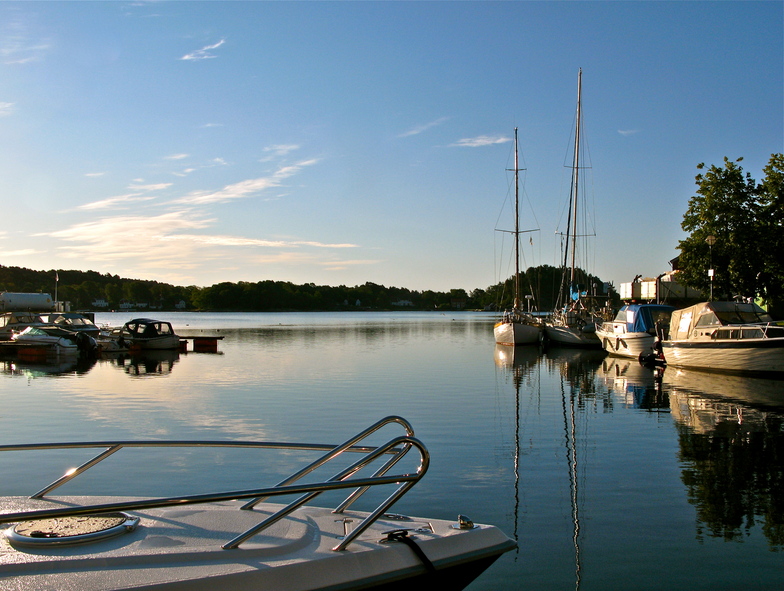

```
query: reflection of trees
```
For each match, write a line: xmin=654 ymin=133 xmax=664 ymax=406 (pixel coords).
xmin=677 ymin=410 xmax=784 ymax=549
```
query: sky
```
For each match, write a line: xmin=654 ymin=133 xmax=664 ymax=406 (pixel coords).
xmin=0 ymin=1 xmax=781 ymax=294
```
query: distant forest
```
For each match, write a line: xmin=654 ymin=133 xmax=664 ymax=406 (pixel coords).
xmin=0 ymin=265 xmax=609 ymax=313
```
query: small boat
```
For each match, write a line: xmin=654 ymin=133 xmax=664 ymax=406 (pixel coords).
xmin=544 ymin=69 xmax=603 ymax=348
xmin=45 ymin=312 xmax=101 ymax=338
xmin=660 ymin=301 xmax=784 ymax=375
xmin=0 ymin=417 xmax=515 ymax=590
xmin=121 ymin=318 xmax=180 ymax=350
xmin=0 ymin=311 xmax=53 ymax=341
xmin=11 ymin=325 xmax=97 ymax=355
xmin=596 ymin=303 xmax=675 ymax=359
xmin=493 ymin=128 xmax=542 ymax=345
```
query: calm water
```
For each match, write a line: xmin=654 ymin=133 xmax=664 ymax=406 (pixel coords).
xmin=1 ymin=311 xmax=783 ymax=590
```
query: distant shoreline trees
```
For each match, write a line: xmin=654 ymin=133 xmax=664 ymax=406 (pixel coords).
xmin=0 ymin=264 xmax=602 ymax=313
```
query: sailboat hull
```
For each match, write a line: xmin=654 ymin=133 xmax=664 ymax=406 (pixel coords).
xmin=544 ymin=324 xmax=600 ymax=347
xmin=494 ymin=320 xmax=541 ymax=345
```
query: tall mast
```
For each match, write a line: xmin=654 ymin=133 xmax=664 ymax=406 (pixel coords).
xmin=514 ymin=127 xmax=521 ymax=310
xmin=569 ymin=68 xmax=582 ymax=288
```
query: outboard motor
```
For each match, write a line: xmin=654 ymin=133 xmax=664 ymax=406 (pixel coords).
xmin=75 ymin=332 xmax=98 ymax=355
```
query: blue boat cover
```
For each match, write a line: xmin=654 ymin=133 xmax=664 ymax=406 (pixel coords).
xmin=617 ymin=304 xmax=675 ymax=333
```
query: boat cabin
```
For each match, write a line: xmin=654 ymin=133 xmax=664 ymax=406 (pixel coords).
xmin=667 ymin=301 xmax=774 ymax=341
xmin=611 ymin=304 xmax=675 ymax=335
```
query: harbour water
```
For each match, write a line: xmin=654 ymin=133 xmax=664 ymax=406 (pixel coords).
xmin=1 ymin=311 xmax=783 ymax=590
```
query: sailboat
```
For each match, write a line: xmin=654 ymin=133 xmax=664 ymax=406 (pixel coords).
xmin=545 ymin=69 xmax=603 ymax=348
xmin=494 ymin=128 xmax=543 ymax=345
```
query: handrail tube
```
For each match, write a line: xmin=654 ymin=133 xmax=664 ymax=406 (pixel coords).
xmin=223 ymin=436 xmax=428 ymax=549
xmin=32 ymin=445 xmax=123 ymax=499
xmin=241 ymin=415 xmax=414 ymax=510
xmin=0 ymin=471 xmax=421 ymax=526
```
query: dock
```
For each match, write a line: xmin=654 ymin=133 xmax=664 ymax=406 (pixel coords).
xmin=177 ymin=335 xmax=225 ymax=353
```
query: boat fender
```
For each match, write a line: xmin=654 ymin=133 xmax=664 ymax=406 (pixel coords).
xmin=381 ymin=529 xmax=436 ymax=573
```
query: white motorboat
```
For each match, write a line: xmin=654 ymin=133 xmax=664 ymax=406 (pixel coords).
xmin=0 ymin=312 xmax=53 ymax=341
xmin=494 ymin=128 xmax=542 ymax=345
xmin=545 ymin=70 xmax=603 ymax=348
xmin=121 ymin=318 xmax=181 ymax=350
xmin=11 ymin=325 xmax=96 ymax=355
xmin=0 ymin=417 xmax=515 ymax=591
xmin=660 ymin=301 xmax=784 ymax=374
xmin=596 ymin=303 xmax=675 ymax=359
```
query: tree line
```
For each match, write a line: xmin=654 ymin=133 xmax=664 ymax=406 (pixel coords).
xmin=0 ymin=264 xmax=605 ymax=313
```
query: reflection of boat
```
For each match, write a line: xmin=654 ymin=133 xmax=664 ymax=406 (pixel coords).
xmin=662 ymin=365 xmax=784 ymax=411
xmin=544 ymin=70 xmax=602 ymax=348
xmin=116 ymin=349 xmax=180 ymax=376
xmin=596 ymin=304 xmax=675 ymax=359
xmin=0 ymin=417 xmax=515 ymax=591
xmin=493 ymin=343 xmax=541 ymax=371
xmin=598 ymin=356 xmax=665 ymax=410
xmin=661 ymin=301 xmax=784 ymax=374
xmin=494 ymin=128 xmax=542 ymax=345
xmin=121 ymin=318 xmax=181 ymax=350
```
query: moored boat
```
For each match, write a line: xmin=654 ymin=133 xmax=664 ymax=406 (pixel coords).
xmin=596 ymin=303 xmax=675 ymax=359
xmin=11 ymin=325 xmax=97 ymax=355
xmin=0 ymin=416 xmax=515 ymax=590
xmin=45 ymin=312 xmax=101 ymax=338
xmin=544 ymin=69 xmax=603 ymax=348
xmin=121 ymin=318 xmax=180 ymax=350
xmin=493 ymin=128 xmax=542 ymax=345
xmin=660 ymin=301 xmax=784 ymax=375
xmin=0 ymin=312 xmax=54 ymax=341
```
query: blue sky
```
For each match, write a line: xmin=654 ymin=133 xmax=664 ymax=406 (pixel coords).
xmin=1 ymin=1 xmax=781 ymax=293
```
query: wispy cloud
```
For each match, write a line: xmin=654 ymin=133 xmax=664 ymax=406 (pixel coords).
xmin=399 ymin=117 xmax=449 ymax=138
xmin=0 ymin=17 xmax=51 ymax=65
xmin=165 ymin=153 xmax=189 ymax=160
xmin=618 ymin=129 xmax=640 ymax=136
xmin=78 ymin=193 xmax=157 ymax=211
xmin=78 ymin=182 xmax=171 ymax=210
xmin=180 ymin=39 xmax=225 ymax=61
xmin=178 ymin=159 xmax=319 ymax=205
xmin=0 ymin=102 xmax=14 ymax=116
xmin=449 ymin=135 xmax=511 ymax=147
xmin=261 ymin=144 xmax=300 ymax=161
xmin=85 ymin=172 xmax=107 ymax=178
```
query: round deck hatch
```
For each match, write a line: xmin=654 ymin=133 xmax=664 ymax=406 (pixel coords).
xmin=5 ymin=512 xmax=139 ymax=547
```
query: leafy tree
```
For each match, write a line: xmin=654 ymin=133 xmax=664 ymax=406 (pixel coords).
xmin=678 ymin=155 xmax=783 ymax=310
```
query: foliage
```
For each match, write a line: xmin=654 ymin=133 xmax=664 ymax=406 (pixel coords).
xmin=678 ymin=154 xmax=784 ymax=311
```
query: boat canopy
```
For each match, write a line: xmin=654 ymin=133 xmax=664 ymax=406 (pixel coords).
xmin=668 ymin=301 xmax=773 ymax=340
xmin=613 ymin=304 xmax=675 ymax=334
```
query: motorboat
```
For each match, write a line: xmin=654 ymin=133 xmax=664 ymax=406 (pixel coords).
xmin=493 ymin=128 xmax=542 ymax=345
xmin=596 ymin=303 xmax=675 ymax=359
xmin=11 ymin=325 xmax=96 ymax=355
xmin=544 ymin=70 xmax=603 ymax=348
xmin=45 ymin=313 xmax=101 ymax=338
xmin=121 ymin=318 xmax=180 ymax=350
xmin=660 ymin=301 xmax=784 ymax=375
xmin=0 ymin=311 xmax=53 ymax=341
xmin=0 ymin=416 xmax=515 ymax=590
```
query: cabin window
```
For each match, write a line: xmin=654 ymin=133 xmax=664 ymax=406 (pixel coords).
xmin=158 ymin=323 xmax=172 ymax=335
xmin=741 ymin=328 xmax=764 ymax=339
xmin=695 ymin=312 xmax=720 ymax=327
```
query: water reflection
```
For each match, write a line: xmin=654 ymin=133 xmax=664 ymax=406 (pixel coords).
xmin=598 ymin=356 xmax=668 ymax=411
xmin=107 ymin=350 xmax=181 ymax=377
xmin=664 ymin=366 xmax=784 ymax=549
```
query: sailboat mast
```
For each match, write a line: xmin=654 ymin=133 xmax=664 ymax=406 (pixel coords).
xmin=569 ymin=69 xmax=582 ymax=288
xmin=514 ymin=127 xmax=521 ymax=310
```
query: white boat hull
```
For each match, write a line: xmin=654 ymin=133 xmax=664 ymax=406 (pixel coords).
xmin=0 ymin=498 xmax=514 ymax=591
xmin=662 ymin=339 xmax=784 ymax=374
xmin=596 ymin=329 xmax=655 ymax=359
xmin=494 ymin=320 xmax=541 ymax=345
xmin=129 ymin=335 xmax=181 ymax=350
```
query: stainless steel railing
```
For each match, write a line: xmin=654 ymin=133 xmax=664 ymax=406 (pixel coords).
xmin=0 ymin=416 xmax=429 ymax=551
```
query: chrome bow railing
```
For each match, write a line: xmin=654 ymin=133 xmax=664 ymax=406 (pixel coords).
xmin=0 ymin=416 xmax=429 ymax=551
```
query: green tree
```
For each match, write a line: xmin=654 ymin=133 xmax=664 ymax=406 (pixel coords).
xmin=678 ymin=157 xmax=761 ymax=301
xmin=757 ymin=154 xmax=784 ymax=311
